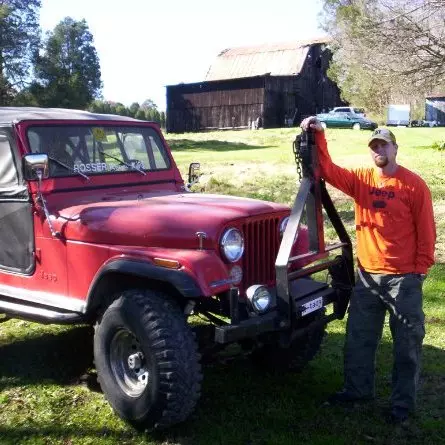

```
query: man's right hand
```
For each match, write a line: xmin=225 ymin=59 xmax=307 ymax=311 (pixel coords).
xmin=300 ymin=116 xmax=324 ymax=132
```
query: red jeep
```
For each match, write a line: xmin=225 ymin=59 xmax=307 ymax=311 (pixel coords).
xmin=0 ymin=107 xmax=353 ymax=430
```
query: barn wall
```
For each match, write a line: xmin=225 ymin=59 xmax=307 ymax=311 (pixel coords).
xmin=166 ymin=77 xmax=265 ymax=133
xmin=263 ymin=45 xmax=343 ymax=128
xmin=263 ymin=76 xmax=297 ymax=127
xmin=425 ymin=97 xmax=445 ymax=124
xmin=291 ymin=45 xmax=343 ymax=124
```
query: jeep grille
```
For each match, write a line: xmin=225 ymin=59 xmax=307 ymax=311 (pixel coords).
xmin=242 ymin=217 xmax=280 ymax=289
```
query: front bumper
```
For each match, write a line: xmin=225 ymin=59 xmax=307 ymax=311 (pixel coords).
xmin=214 ymin=278 xmax=350 ymax=344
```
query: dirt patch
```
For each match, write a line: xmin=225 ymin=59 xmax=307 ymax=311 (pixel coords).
xmin=425 ymin=317 xmax=444 ymax=325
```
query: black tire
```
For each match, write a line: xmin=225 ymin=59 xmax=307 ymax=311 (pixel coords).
xmin=250 ymin=309 xmax=326 ymax=372
xmin=94 ymin=289 xmax=201 ymax=430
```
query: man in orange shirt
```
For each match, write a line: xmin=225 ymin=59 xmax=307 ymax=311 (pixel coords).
xmin=301 ymin=118 xmax=436 ymax=424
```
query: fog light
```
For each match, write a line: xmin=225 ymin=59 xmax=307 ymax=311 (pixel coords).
xmin=246 ymin=285 xmax=272 ymax=313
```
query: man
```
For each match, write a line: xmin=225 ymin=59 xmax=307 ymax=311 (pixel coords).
xmin=300 ymin=117 xmax=436 ymax=424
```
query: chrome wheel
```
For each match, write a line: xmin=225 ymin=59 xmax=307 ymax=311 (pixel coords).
xmin=110 ymin=328 xmax=149 ymax=397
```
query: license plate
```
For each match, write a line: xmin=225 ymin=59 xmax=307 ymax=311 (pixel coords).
xmin=301 ymin=297 xmax=323 ymax=316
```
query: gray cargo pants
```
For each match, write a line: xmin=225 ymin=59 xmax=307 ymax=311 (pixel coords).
xmin=343 ymin=269 xmax=425 ymax=410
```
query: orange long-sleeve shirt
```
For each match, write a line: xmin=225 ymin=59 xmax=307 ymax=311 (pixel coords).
xmin=315 ymin=132 xmax=436 ymax=274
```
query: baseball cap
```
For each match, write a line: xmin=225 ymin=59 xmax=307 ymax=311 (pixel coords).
xmin=368 ymin=128 xmax=397 ymax=146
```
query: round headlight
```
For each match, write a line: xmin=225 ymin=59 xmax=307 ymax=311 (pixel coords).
xmin=246 ymin=285 xmax=272 ymax=313
xmin=279 ymin=216 xmax=289 ymax=236
xmin=220 ymin=228 xmax=244 ymax=263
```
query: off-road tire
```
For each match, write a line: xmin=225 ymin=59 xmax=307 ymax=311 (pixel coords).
xmin=94 ymin=289 xmax=201 ymax=430
xmin=251 ymin=309 xmax=326 ymax=372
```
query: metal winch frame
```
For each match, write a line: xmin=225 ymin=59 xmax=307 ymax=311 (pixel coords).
xmin=275 ymin=129 xmax=354 ymax=328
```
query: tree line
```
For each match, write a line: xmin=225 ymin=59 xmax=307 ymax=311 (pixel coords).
xmin=0 ymin=1 xmax=163 ymax=125
xmin=320 ymin=0 xmax=445 ymax=118
xmin=89 ymin=100 xmax=166 ymax=127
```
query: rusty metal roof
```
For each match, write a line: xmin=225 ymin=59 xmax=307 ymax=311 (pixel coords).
xmin=205 ymin=38 xmax=331 ymax=81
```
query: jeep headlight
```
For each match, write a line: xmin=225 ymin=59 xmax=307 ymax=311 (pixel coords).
xmin=220 ymin=228 xmax=244 ymax=263
xmin=246 ymin=285 xmax=272 ymax=313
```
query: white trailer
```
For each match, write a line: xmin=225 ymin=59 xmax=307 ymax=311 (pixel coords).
xmin=386 ymin=104 xmax=410 ymax=126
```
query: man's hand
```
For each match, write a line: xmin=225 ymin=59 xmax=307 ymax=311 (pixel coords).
xmin=300 ymin=116 xmax=324 ymax=132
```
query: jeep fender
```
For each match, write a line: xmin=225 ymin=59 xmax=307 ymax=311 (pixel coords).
xmin=87 ymin=258 xmax=201 ymax=306
xmin=86 ymin=251 xmax=231 ymax=312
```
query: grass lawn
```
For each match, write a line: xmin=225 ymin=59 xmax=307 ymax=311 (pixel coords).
xmin=0 ymin=127 xmax=444 ymax=445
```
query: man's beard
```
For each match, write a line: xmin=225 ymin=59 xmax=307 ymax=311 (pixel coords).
xmin=374 ymin=155 xmax=388 ymax=167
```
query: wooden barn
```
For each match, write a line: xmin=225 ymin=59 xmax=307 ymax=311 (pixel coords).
xmin=166 ymin=38 xmax=343 ymax=133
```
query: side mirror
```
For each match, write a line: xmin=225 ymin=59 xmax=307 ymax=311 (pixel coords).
xmin=23 ymin=154 xmax=49 ymax=180
xmin=23 ymin=153 xmax=60 ymax=238
xmin=188 ymin=162 xmax=200 ymax=186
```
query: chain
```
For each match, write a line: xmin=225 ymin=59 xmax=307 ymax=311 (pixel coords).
xmin=292 ymin=135 xmax=303 ymax=182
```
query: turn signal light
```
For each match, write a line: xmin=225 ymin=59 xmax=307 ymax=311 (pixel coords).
xmin=153 ymin=258 xmax=181 ymax=269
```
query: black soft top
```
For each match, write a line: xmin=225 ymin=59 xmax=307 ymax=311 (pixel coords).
xmin=0 ymin=107 xmax=142 ymax=125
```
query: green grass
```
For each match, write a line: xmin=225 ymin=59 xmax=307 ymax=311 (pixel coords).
xmin=1 ymin=127 xmax=444 ymax=444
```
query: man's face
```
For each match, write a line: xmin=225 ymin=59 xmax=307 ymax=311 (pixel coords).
xmin=369 ymin=139 xmax=397 ymax=168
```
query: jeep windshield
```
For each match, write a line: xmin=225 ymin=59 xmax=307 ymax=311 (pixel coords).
xmin=26 ymin=125 xmax=171 ymax=177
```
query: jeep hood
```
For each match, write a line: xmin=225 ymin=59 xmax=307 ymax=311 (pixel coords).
xmin=57 ymin=192 xmax=288 ymax=248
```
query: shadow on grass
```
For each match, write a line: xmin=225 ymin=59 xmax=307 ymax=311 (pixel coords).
xmin=168 ymin=139 xmax=272 ymax=152
xmin=335 ymin=208 xmax=355 ymax=224
xmin=0 ymin=325 xmax=95 ymax=390
xmin=0 ymin=322 xmax=444 ymax=444
xmin=0 ymin=426 xmax=136 ymax=444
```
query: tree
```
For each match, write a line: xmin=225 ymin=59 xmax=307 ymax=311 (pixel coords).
xmin=140 ymin=98 xmax=157 ymax=111
xmin=11 ymin=89 xmax=40 ymax=106
xmin=32 ymin=17 xmax=102 ymax=108
xmin=129 ymin=102 xmax=140 ymax=117
xmin=0 ymin=0 xmax=41 ymax=104
xmin=89 ymin=99 xmax=106 ymax=113
xmin=320 ymin=0 xmax=445 ymax=113
xmin=160 ymin=111 xmax=166 ymax=128
xmin=145 ymin=108 xmax=153 ymax=121
xmin=152 ymin=109 xmax=161 ymax=124
xmin=135 ymin=109 xmax=146 ymax=120
xmin=88 ymin=98 xmax=162 ymax=121
xmin=115 ymin=104 xmax=129 ymax=116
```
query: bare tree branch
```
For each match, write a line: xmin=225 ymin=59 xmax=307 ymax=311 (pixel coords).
xmin=320 ymin=0 xmax=445 ymax=112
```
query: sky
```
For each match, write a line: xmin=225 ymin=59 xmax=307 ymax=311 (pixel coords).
xmin=39 ymin=0 xmax=325 ymax=111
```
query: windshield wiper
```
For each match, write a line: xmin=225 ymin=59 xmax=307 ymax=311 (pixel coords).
xmin=48 ymin=155 xmax=89 ymax=180
xmin=98 ymin=150 xmax=146 ymax=176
